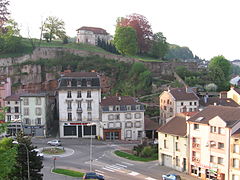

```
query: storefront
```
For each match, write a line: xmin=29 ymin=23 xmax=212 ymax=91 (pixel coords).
xmin=103 ymin=129 xmax=121 ymax=140
xmin=23 ymin=126 xmax=45 ymax=136
xmin=7 ymin=122 xmax=22 ymax=136
xmin=63 ymin=122 xmax=96 ymax=138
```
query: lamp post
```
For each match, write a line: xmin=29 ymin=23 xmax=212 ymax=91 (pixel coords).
xmin=87 ymin=122 xmax=96 ymax=172
xmin=13 ymin=141 xmax=30 ymax=180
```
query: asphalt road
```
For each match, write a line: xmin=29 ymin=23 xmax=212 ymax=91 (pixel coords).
xmin=32 ymin=137 xmax=198 ymax=180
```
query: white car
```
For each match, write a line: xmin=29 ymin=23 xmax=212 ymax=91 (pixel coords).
xmin=47 ymin=139 xmax=61 ymax=146
xmin=32 ymin=149 xmax=44 ymax=159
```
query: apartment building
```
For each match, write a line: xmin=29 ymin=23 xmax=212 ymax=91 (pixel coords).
xmin=230 ymin=129 xmax=240 ymax=180
xmin=187 ymin=105 xmax=240 ymax=180
xmin=101 ymin=96 xmax=145 ymax=140
xmin=0 ymin=76 xmax=11 ymax=108
xmin=57 ymin=72 xmax=101 ymax=138
xmin=227 ymin=86 xmax=240 ymax=105
xmin=159 ymin=87 xmax=199 ymax=123
xmin=4 ymin=94 xmax=21 ymax=135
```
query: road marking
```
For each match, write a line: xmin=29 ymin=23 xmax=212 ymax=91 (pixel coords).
xmin=128 ymin=171 xmax=140 ymax=176
xmin=145 ymin=177 xmax=157 ymax=180
xmin=115 ymin=163 xmax=128 ymax=168
xmin=121 ymin=161 xmax=134 ymax=166
xmin=102 ymin=167 xmax=115 ymax=172
xmin=95 ymin=169 xmax=105 ymax=175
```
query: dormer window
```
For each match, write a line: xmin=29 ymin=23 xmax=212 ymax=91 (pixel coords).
xmin=87 ymin=80 xmax=91 ymax=87
xmin=77 ymin=80 xmax=81 ymax=87
xmin=127 ymin=105 xmax=131 ymax=111
xmin=136 ymin=105 xmax=140 ymax=110
xmin=115 ymin=106 xmax=120 ymax=111
xmin=67 ymin=80 xmax=71 ymax=87
xmin=109 ymin=106 xmax=113 ymax=111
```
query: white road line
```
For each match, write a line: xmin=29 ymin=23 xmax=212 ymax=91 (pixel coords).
xmin=102 ymin=167 xmax=115 ymax=172
xmin=95 ymin=169 xmax=105 ymax=174
xmin=121 ymin=161 xmax=134 ymax=166
xmin=115 ymin=163 xmax=128 ymax=168
xmin=128 ymin=171 xmax=140 ymax=176
xmin=145 ymin=177 xmax=157 ymax=180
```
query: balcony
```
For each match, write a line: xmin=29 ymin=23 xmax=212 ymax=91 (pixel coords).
xmin=77 ymin=108 xmax=82 ymax=112
xmin=192 ymin=157 xmax=200 ymax=163
xmin=67 ymin=107 xmax=72 ymax=111
xmin=192 ymin=142 xmax=201 ymax=149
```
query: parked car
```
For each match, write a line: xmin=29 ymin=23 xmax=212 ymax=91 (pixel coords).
xmin=162 ymin=174 xmax=181 ymax=180
xmin=83 ymin=172 xmax=104 ymax=180
xmin=32 ymin=149 xmax=44 ymax=159
xmin=47 ymin=139 xmax=61 ymax=146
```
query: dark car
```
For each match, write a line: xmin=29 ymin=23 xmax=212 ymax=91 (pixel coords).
xmin=162 ymin=174 xmax=181 ymax=180
xmin=83 ymin=172 xmax=104 ymax=180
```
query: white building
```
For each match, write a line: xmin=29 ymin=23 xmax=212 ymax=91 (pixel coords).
xmin=76 ymin=26 xmax=111 ymax=45
xmin=101 ymin=96 xmax=145 ymax=140
xmin=57 ymin=72 xmax=101 ymax=138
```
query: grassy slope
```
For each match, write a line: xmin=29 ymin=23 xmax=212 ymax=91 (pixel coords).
xmin=52 ymin=168 xmax=84 ymax=177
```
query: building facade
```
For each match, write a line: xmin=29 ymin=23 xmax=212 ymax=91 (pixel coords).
xmin=20 ymin=93 xmax=50 ymax=137
xmin=159 ymin=87 xmax=199 ymax=122
xmin=4 ymin=94 xmax=21 ymax=135
xmin=57 ymin=72 xmax=101 ymax=138
xmin=187 ymin=105 xmax=240 ymax=180
xmin=101 ymin=96 xmax=145 ymax=140
xmin=230 ymin=130 xmax=240 ymax=180
xmin=76 ymin=26 xmax=111 ymax=45
xmin=0 ymin=76 xmax=11 ymax=108
xmin=227 ymin=87 xmax=240 ymax=105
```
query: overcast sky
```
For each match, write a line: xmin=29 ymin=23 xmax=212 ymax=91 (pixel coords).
xmin=9 ymin=0 xmax=240 ymax=60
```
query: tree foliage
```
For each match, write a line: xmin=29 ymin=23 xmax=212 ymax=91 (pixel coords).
xmin=97 ymin=38 xmax=119 ymax=54
xmin=0 ymin=137 xmax=17 ymax=180
xmin=12 ymin=132 xmax=43 ymax=180
xmin=165 ymin=44 xmax=194 ymax=60
xmin=42 ymin=16 xmax=66 ymax=42
xmin=0 ymin=0 xmax=10 ymax=29
xmin=149 ymin=32 xmax=169 ymax=59
xmin=114 ymin=26 xmax=137 ymax=55
xmin=117 ymin=13 xmax=153 ymax=54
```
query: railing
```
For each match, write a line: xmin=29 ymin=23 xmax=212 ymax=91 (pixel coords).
xmin=192 ymin=142 xmax=200 ymax=149
xmin=192 ymin=157 xmax=200 ymax=163
xmin=77 ymin=108 xmax=82 ymax=112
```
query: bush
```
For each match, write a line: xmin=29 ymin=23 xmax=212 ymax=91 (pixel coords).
xmin=133 ymin=144 xmax=144 ymax=156
xmin=140 ymin=146 xmax=152 ymax=158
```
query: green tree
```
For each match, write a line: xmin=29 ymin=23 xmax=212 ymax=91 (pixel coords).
xmin=0 ymin=0 xmax=10 ymax=29
xmin=165 ymin=44 xmax=194 ymax=60
xmin=208 ymin=55 xmax=231 ymax=91
xmin=12 ymin=132 xmax=43 ymax=180
xmin=114 ymin=26 xmax=137 ymax=56
xmin=42 ymin=16 xmax=66 ymax=42
xmin=0 ymin=137 xmax=17 ymax=179
xmin=149 ymin=32 xmax=169 ymax=59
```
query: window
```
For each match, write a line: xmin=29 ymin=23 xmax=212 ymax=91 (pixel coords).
xmin=115 ymin=114 xmax=120 ymax=120
xmin=15 ymin=101 xmax=18 ymax=104
xmin=68 ymin=113 xmax=72 ymax=121
xmin=77 ymin=112 xmax=82 ymax=121
xmin=87 ymin=112 xmax=92 ymax=121
xmin=109 ymin=106 xmax=113 ymax=111
xmin=134 ymin=121 xmax=141 ymax=128
xmin=125 ymin=122 xmax=133 ymax=128
xmin=87 ymin=91 xmax=91 ymax=98
xmin=135 ymin=113 xmax=141 ymax=119
xmin=176 ymin=136 xmax=179 ymax=140
xmin=127 ymin=105 xmax=131 ymax=111
xmin=218 ymin=142 xmax=224 ymax=149
xmin=176 ymin=156 xmax=180 ymax=166
xmin=181 ymin=102 xmax=184 ymax=106
xmin=24 ymin=108 xmax=29 ymax=115
xmin=87 ymin=100 xmax=92 ymax=110
xmin=25 ymin=118 xmax=30 ymax=125
xmin=170 ymin=108 xmax=173 ymax=112
xmin=77 ymin=91 xmax=82 ymax=98
xmin=67 ymin=101 xmax=72 ymax=110
xmin=77 ymin=101 xmax=82 ymax=109
xmin=115 ymin=106 xmax=120 ymax=111
xmin=7 ymin=107 xmax=11 ymax=113
xmin=136 ymin=105 xmax=140 ymax=110
xmin=164 ymin=140 xmax=168 ymax=149
xmin=164 ymin=106 xmax=167 ymax=110
xmin=190 ymin=102 xmax=192 ymax=106
xmin=126 ymin=130 xmax=132 ymax=138
xmin=165 ymin=134 xmax=167 ymax=137
xmin=15 ymin=115 xmax=19 ymax=119
xmin=218 ymin=157 xmax=224 ymax=165
xmin=233 ymin=158 xmax=239 ymax=168
xmin=232 ymin=175 xmax=240 ymax=180
xmin=67 ymin=91 xmax=72 ymax=98
xmin=108 ymin=122 xmax=114 ymax=128
xmin=189 ymin=108 xmax=192 ymax=112
xmin=218 ymin=127 xmax=225 ymax=134
xmin=15 ymin=107 xmax=19 ymax=113
xmin=77 ymin=80 xmax=81 ymax=87
xmin=193 ymin=124 xmax=199 ymax=130
xmin=194 ymin=102 xmax=197 ymax=106
xmin=125 ymin=113 xmax=132 ymax=119
xmin=35 ymin=108 xmax=42 ymax=116
xmin=116 ymin=122 xmax=121 ymax=128
xmin=234 ymin=144 xmax=240 ymax=153
xmin=167 ymin=99 xmax=170 ymax=104
xmin=138 ymin=131 xmax=142 ymax=138
xmin=36 ymin=98 xmax=41 ymax=105
xmin=176 ymin=142 xmax=179 ymax=151
xmin=108 ymin=114 xmax=114 ymax=120
xmin=7 ymin=101 xmax=10 ymax=104
xmin=7 ymin=115 xmax=11 ymax=122
xmin=23 ymin=98 xmax=29 ymax=105
xmin=210 ymin=126 xmax=217 ymax=133
xmin=67 ymin=80 xmax=71 ymax=87
xmin=87 ymin=80 xmax=91 ymax=87
xmin=36 ymin=118 xmax=41 ymax=125
xmin=210 ymin=155 xmax=214 ymax=163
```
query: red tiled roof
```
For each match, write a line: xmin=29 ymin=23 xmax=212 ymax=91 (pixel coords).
xmin=179 ymin=111 xmax=199 ymax=117
xmin=187 ymin=105 xmax=240 ymax=127
xmin=233 ymin=87 xmax=240 ymax=95
xmin=76 ymin=26 xmax=108 ymax=35
xmin=199 ymin=97 xmax=239 ymax=107
xmin=157 ymin=116 xmax=187 ymax=136
xmin=101 ymin=96 xmax=140 ymax=106
xmin=169 ymin=88 xmax=199 ymax=101
xmin=4 ymin=94 xmax=21 ymax=101
xmin=144 ymin=117 xmax=160 ymax=130
xmin=63 ymin=72 xmax=98 ymax=78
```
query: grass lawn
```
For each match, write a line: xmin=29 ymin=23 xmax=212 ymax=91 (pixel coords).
xmin=114 ymin=150 xmax=158 ymax=162
xmin=42 ymin=147 xmax=65 ymax=155
xmin=52 ymin=168 xmax=84 ymax=177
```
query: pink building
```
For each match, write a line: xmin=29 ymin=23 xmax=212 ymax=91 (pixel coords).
xmin=0 ymin=77 xmax=11 ymax=108
xmin=187 ymin=105 xmax=240 ymax=180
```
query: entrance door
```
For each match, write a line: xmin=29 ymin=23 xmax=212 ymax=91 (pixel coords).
xmin=78 ymin=126 xmax=82 ymax=137
xmin=183 ymin=158 xmax=186 ymax=172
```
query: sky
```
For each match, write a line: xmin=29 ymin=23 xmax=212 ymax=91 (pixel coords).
xmin=9 ymin=0 xmax=240 ymax=60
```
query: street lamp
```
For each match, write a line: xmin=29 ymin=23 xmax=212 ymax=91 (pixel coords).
xmin=87 ymin=122 xmax=96 ymax=172
xmin=13 ymin=141 xmax=30 ymax=180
